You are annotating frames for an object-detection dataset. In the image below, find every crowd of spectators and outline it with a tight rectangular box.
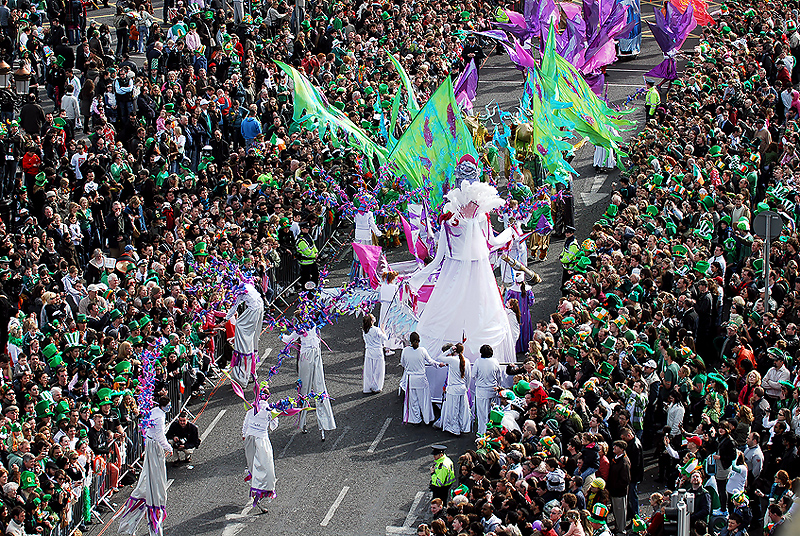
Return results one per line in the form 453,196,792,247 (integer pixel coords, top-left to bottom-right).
0,0,502,533
416,1,800,536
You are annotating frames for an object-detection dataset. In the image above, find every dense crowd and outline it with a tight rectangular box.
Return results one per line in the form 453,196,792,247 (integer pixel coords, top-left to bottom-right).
418,2,800,536
0,0,501,533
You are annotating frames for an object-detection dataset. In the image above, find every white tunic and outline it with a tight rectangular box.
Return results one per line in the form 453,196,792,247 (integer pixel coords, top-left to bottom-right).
362,325,389,392
354,211,382,243
473,356,502,435
432,353,473,435
400,346,437,424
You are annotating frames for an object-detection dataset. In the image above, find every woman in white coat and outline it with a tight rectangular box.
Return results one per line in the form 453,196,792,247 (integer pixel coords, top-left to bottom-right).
399,332,437,424
242,386,279,512
281,319,336,441
362,314,389,393
432,343,472,436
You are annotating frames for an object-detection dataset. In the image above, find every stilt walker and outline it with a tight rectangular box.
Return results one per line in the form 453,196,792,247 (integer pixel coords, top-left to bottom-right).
117,397,173,536
280,317,336,441
242,384,279,512
225,283,265,388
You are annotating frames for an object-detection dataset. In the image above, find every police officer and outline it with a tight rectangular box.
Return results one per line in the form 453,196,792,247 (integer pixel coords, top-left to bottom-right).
429,444,455,503
295,219,319,291
560,226,576,292
645,80,660,121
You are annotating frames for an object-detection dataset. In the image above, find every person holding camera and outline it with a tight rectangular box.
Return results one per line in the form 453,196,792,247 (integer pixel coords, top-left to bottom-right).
165,412,200,465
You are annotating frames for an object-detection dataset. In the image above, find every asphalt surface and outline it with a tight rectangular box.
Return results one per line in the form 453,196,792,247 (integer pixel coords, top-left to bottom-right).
76,2,688,535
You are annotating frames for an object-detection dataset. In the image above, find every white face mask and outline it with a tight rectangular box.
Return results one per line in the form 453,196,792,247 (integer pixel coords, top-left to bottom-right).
164,404,172,413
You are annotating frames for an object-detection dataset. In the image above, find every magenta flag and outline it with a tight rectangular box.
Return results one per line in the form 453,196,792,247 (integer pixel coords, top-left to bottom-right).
400,214,416,256
352,242,383,289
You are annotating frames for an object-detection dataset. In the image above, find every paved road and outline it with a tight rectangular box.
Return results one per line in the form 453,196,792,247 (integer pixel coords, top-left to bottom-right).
78,4,683,536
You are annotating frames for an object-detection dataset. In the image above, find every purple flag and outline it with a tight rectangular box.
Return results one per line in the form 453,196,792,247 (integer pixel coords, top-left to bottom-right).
454,59,479,113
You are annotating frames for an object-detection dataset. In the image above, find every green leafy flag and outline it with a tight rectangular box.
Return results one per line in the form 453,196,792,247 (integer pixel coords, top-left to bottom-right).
385,51,420,113
389,76,479,209
274,61,389,166
539,24,635,164
520,65,578,184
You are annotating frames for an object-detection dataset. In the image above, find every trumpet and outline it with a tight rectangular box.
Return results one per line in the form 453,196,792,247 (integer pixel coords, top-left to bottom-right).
501,255,542,284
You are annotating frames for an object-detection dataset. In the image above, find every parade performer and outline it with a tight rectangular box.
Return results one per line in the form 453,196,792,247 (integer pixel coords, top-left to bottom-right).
280,317,336,441
399,332,437,425
117,396,172,536
529,189,554,262
499,214,529,287
224,282,265,388
473,344,502,435
378,271,402,354
240,384,283,511
432,343,472,436
408,179,515,364
362,314,389,393
352,200,383,279
505,273,535,353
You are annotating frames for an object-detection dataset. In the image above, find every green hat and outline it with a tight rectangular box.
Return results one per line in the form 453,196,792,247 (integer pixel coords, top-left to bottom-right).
378,83,389,94
588,503,610,525
35,400,53,418
573,256,592,273
128,320,140,331
779,380,795,391
708,145,722,157
633,342,655,355
110,309,123,321
596,362,613,380
139,315,152,328
512,380,531,397
489,408,504,425
737,217,750,231
602,337,617,351
20,471,37,490
115,360,132,375
87,344,103,360
645,205,658,217
632,516,647,533
706,372,727,387
42,343,60,361
193,242,208,256
55,412,69,422
35,172,47,186
694,261,710,275
164,103,175,113
605,204,618,218
672,244,688,257
64,331,84,350
699,196,714,211
48,354,63,368
567,347,580,358
97,387,113,405
55,400,69,415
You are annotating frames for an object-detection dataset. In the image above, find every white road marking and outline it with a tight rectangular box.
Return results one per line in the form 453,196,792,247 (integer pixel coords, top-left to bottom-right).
386,527,417,535
329,426,351,451
200,409,227,442
222,506,254,536
320,486,350,527
580,174,607,205
367,418,392,453
254,348,273,372
280,431,298,458
403,491,429,528
166,479,174,490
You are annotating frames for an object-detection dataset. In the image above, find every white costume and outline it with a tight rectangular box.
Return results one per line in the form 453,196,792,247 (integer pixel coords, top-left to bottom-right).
242,401,278,505
362,325,389,392
432,352,472,435
354,210,382,244
280,327,336,432
408,182,516,364
117,406,171,536
499,221,528,286
399,345,436,424
473,354,502,435
227,283,265,387
593,145,615,169
378,281,402,350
